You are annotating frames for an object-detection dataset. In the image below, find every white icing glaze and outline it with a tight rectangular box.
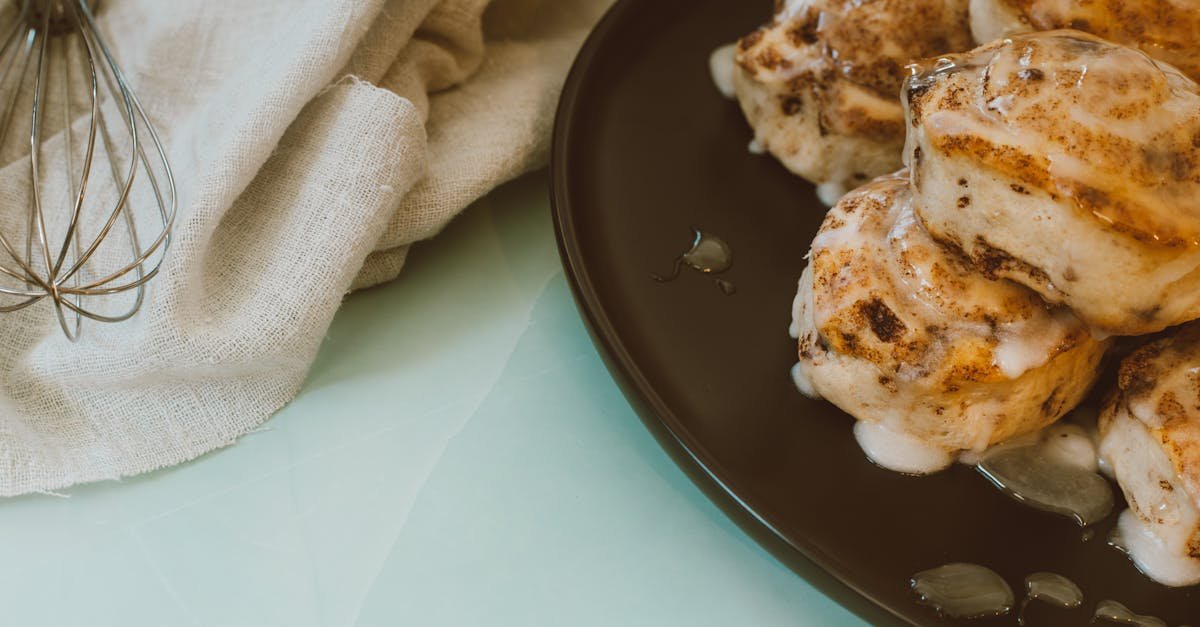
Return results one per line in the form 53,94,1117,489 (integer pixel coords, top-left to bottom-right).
708,44,738,100
1114,509,1200,587
957,430,1040,466
986,94,1014,116
959,420,1100,471
967,0,1028,44
815,181,848,207
992,328,1053,379
810,185,873,251
791,361,819,398
1041,423,1099,472
853,420,953,475
775,0,810,24
747,138,766,155
991,308,1077,380
789,275,805,339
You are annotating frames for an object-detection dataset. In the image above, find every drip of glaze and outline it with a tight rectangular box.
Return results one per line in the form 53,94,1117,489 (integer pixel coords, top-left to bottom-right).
1109,509,1200,587
853,421,953,475
652,229,735,295
910,563,1014,619
1017,572,1082,626
815,181,848,207
790,362,818,398
708,44,737,99
1041,423,1100,473
789,280,804,339
1092,600,1167,627
976,442,1113,526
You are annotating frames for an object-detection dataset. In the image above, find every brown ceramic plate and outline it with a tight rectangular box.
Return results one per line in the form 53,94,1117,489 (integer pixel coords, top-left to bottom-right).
550,1,1199,625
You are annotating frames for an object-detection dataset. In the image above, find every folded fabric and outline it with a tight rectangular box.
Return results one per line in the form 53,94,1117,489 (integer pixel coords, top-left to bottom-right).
0,0,614,496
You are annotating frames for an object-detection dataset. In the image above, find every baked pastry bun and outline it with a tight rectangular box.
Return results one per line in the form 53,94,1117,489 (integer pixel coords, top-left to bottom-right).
794,172,1107,472
969,0,1200,82
905,30,1200,335
1099,323,1200,586
732,0,972,204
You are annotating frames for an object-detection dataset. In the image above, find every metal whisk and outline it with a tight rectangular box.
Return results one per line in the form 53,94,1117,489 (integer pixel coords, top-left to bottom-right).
0,0,174,340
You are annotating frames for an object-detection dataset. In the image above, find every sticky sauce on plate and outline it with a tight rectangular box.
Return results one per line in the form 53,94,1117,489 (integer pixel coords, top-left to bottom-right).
910,563,1014,619
1092,599,1167,627
653,228,735,294
1018,572,1082,625
976,426,1113,526
908,564,1173,624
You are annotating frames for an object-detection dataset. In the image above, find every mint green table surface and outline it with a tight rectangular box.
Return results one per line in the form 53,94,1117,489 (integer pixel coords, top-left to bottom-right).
0,172,873,627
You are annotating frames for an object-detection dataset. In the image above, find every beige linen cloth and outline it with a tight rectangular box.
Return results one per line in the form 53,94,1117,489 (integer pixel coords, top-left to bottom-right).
0,0,614,496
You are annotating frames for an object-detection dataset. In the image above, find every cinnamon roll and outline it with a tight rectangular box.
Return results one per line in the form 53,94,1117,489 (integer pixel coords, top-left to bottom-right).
731,0,972,204
793,172,1107,473
1099,323,1200,586
905,30,1200,335
969,0,1200,82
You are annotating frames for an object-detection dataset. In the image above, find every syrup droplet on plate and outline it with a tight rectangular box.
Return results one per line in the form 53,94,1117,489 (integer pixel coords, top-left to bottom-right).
1017,572,1082,625
976,441,1113,526
910,563,1014,619
1092,599,1167,627
680,229,732,274
652,228,735,294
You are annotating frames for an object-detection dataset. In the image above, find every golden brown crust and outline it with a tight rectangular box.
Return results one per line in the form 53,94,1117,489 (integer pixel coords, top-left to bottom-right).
1005,0,1200,82
737,0,972,138
906,30,1200,247
810,173,1090,390
798,173,1108,453
1113,323,1200,503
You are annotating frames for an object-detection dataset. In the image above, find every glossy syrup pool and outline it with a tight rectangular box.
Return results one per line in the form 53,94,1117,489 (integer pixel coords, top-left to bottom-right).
976,439,1113,527
1092,599,1167,627
910,563,1014,619
904,412,1150,623
910,564,1177,625
653,228,735,294
1018,572,1082,625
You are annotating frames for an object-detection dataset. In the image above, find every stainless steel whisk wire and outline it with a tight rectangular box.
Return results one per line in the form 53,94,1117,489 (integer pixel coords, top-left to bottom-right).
0,0,175,340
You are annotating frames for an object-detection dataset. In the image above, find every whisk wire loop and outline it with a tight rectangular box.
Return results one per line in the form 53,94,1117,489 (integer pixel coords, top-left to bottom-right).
0,0,174,339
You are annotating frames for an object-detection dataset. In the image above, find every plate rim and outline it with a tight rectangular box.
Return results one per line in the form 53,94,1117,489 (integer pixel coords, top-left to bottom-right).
548,1,912,625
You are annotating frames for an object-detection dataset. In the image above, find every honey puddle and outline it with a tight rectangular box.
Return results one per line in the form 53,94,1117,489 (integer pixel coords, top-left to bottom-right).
653,228,735,294
910,563,1013,619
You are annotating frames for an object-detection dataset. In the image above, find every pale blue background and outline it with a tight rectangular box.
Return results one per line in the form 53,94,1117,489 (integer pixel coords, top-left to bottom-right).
0,173,872,626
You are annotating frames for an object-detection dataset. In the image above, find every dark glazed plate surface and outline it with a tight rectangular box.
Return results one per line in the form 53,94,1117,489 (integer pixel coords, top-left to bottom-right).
549,1,1199,625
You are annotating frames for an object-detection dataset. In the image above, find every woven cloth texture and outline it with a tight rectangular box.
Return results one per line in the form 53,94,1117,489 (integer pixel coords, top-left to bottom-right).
0,0,613,495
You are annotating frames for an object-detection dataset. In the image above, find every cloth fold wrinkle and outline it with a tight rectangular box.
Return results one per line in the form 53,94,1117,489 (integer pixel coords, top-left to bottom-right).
0,0,614,495
354,0,614,289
